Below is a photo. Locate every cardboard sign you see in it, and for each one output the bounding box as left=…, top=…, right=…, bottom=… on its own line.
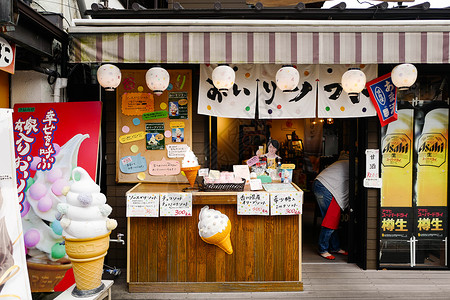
left=366, top=73, right=398, bottom=127
left=270, top=192, right=303, bottom=215
left=364, top=149, right=382, bottom=188
left=160, top=193, right=192, bottom=216
left=126, top=193, right=159, bottom=217
left=166, top=144, right=188, bottom=158
left=119, top=131, right=146, bottom=144
left=237, top=192, right=269, bottom=215
left=149, top=158, right=180, bottom=176
left=121, top=92, right=154, bottom=116
left=119, top=154, right=147, bottom=174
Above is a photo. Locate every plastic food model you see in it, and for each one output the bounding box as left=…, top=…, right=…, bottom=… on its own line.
left=22, top=134, right=89, bottom=262
left=181, top=147, right=200, bottom=187
left=198, top=206, right=233, bottom=254
left=57, top=167, right=117, bottom=296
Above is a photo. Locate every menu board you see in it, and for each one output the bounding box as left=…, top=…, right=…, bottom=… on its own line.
left=159, top=193, right=192, bottom=217
left=126, top=193, right=159, bottom=217
left=237, top=192, right=270, bottom=215
left=270, top=191, right=303, bottom=216
left=116, top=69, right=192, bottom=183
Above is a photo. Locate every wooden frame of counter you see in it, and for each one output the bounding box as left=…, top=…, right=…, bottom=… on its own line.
left=126, top=183, right=303, bottom=292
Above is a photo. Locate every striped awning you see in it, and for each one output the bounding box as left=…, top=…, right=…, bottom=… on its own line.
left=69, top=19, right=450, bottom=65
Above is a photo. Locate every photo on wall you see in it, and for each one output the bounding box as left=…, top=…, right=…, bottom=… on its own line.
left=146, top=123, right=165, bottom=150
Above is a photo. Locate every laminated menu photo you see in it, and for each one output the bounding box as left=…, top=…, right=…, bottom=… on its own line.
left=146, top=122, right=165, bottom=150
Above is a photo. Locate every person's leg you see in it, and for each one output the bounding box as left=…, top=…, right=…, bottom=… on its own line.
left=312, top=180, right=333, bottom=218
left=329, top=230, right=341, bottom=253
left=318, top=226, right=335, bottom=254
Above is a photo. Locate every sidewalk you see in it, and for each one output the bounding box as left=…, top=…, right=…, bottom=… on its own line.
left=111, top=263, right=450, bottom=300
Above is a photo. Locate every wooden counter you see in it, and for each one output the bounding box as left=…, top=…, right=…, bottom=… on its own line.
left=126, top=183, right=302, bottom=292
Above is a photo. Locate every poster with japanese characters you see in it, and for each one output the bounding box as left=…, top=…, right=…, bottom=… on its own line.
left=237, top=192, right=269, bottom=215
left=145, top=122, right=165, bottom=150
left=258, top=64, right=317, bottom=119
left=317, top=64, right=377, bottom=118
left=0, top=109, right=32, bottom=299
left=366, top=73, right=398, bottom=127
left=13, top=102, right=102, bottom=217
left=126, top=193, right=159, bottom=217
left=199, top=64, right=258, bottom=119
left=159, top=193, right=192, bottom=217
left=270, top=191, right=303, bottom=216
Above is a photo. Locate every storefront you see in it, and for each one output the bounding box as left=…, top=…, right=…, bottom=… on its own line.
left=67, top=5, right=450, bottom=292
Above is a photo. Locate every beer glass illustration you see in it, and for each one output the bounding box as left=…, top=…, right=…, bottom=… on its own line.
left=381, top=109, right=414, bottom=207
left=416, top=108, right=448, bottom=207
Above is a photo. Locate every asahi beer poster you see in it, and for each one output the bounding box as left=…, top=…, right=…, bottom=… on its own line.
left=414, top=106, right=448, bottom=239
left=380, top=108, right=414, bottom=239
left=0, top=109, right=32, bottom=299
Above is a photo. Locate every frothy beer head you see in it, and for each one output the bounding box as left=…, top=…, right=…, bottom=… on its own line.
left=422, top=108, right=448, bottom=134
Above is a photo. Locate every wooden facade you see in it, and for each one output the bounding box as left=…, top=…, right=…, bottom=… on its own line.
left=126, top=183, right=302, bottom=292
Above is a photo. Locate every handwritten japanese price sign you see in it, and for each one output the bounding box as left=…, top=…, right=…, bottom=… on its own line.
left=363, top=149, right=382, bottom=188
left=126, top=193, right=159, bottom=217
left=159, top=193, right=192, bottom=217
left=237, top=192, right=269, bottom=216
left=270, top=191, right=303, bottom=216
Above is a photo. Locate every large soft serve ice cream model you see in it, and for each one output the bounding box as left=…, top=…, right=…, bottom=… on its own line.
left=57, top=167, right=117, bottom=296
left=181, top=147, right=200, bottom=187
left=198, top=206, right=233, bottom=254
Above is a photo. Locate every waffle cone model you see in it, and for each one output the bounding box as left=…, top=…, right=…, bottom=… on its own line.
left=200, top=220, right=233, bottom=254
left=27, top=261, right=72, bottom=292
left=64, top=232, right=110, bottom=292
left=181, top=165, right=201, bottom=187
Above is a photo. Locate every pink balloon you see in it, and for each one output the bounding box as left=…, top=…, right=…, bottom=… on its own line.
left=24, top=229, right=40, bottom=248
left=51, top=178, right=69, bottom=196
left=53, top=144, right=61, bottom=155
left=20, top=200, right=30, bottom=217
left=29, top=182, right=47, bottom=201
left=37, top=195, right=53, bottom=212
left=30, top=157, right=41, bottom=171
left=46, top=168, right=63, bottom=183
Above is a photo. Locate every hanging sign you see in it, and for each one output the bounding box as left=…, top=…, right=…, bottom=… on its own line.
left=366, top=73, right=398, bottom=126
left=270, top=192, right=303, bottom=216
left=0, top=37, right=15, bottom=74
left=159, top=193, right=192, bottom=217
left=126, top=193, right=159, bottom=217
left=363, top=149, right=382, bottom=188
left=237, top=192, right=269, bottom=215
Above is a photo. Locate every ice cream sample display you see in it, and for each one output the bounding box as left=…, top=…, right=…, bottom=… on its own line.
left=181, top=147, right=200, bottom=187
left=58, top=167, right=117, bottom=296
left=22, top=134, right=89, bottom=261
left=198, top=206, right=233, bottom=254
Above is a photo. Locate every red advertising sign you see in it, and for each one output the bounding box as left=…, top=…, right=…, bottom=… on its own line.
left=0, top=36, right=16, bottom=74
left=13, top=102, right=102, bottom=215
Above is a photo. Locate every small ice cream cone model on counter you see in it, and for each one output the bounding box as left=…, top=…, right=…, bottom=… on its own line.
left=198, top=206, right=233, bottom=254
left=181, top=147, right=200, bottom=187
left=57, top=167, right=117, bottom=297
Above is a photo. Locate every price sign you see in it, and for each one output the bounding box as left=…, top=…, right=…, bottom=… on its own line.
left=270, top=192, right=303, bottom=216
left=364, top=149, right=382, bottom=188
left=160, top=193, right=192, bottom=217
left=237, top=192, right=269, bottom=215
left=126, top=193, right=159, bottom=217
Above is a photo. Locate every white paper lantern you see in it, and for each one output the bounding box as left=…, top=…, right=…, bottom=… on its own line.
left=276, top=65, right=300, bottom=92
left=97, top=64, right=122, bottom=91
left=341, top=68, right=366, bottom=96
left=391, top=63, right=417, bottom=90
left=212, top=65, right=235, bottom=91
left=146, top=67, right=170, bottom=96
